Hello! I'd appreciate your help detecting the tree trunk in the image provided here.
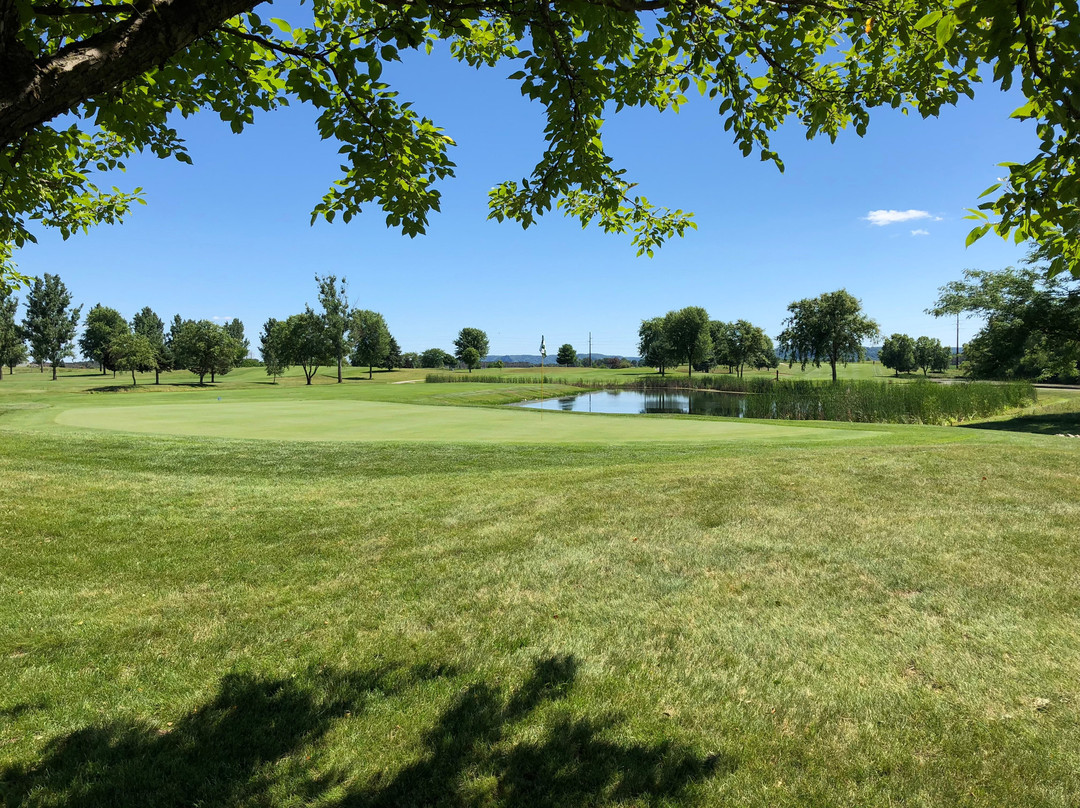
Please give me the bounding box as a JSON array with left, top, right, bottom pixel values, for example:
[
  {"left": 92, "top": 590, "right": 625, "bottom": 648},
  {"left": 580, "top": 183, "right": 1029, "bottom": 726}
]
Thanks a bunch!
[
  {"left": 338, "top": 355, "right": 342, "bottom": 383},
  {"left": 199, "top": 372, "right": 205, "bottom": 384},
  {"left": 369, "top": 364, "right": 373, "bottom": 380},
  {"left": 155, "top": 368, "right": 160, "bottom": 384},
  {"left": 131, "top": 368, "right": 136, "bottom": 385},
  {"left": 210, "top": 370, "right": 216, "bottom": 383},
  {"left": 51, "top": 362, "right": 57, "bottom": 380},
  {"left": 831, "top": 360, "right": 838, "bottom": 382}
]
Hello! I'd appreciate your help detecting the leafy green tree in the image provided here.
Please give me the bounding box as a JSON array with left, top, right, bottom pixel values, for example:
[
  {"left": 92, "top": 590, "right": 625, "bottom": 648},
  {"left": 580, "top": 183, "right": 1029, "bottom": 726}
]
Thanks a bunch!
[
  {"left": 708, "top": 321, "right": 735, "bottom": 373},
  {"left": 4, "top": 339, "right": 26, "bottom": 374},
  {"left": 348, "top": 309, "right": 390, "bottom": 379},
  {"left": 420, "top": 348, "right": 450, "bottom": 369},
  {"left": 132, "top": 306, "right": 168, "bottom": 383},
  {"left": 259, "top": 317, "right": 287, "bottom": 383},
  {"left": 453, "top": 328, "right": 489, "bottom": 366},
  {"left": 880, "top": 333, "right": 917, "bottom": 376},
  {"left": 22, "top": 274, "right": 81, "bottom": 380},
  {"left": 663, "top": 307, "right": 712, "bottom": 377},
  {"left": 110, "top": 332, "right": 156, "bottom": 385},
  {"left": 638, "top": 317, "right": 676, "bottom": 376},
  {"left": 913, "top": 336, "right": 949, "bottom": 376},
  {"left": 316, "top": 275, "right": 350, "bottom": 383},
  {"left": 777, "top": 290, "right": 880, "bottom": 382},
  {"left": 7, "top": 0, "right": 1080, "bottom": 289},
  {"left": 401, "top": 351, "right": 419, "bottom": 369},
  {"left": 172, "top": 319, "right": 238, "bottom": 384},
  {"left": 223, "top": 318, "right": 250, "bottom": 366},
  {"left": 280, "top": 308, "right": 333, "bottom": 385},
  {"left": 556, "top": 343, "right": 577, "bottom": 366},
  {"left": 929, "top": 262, "right": 1080, "bottom": 381},
  {"left": 383, "top": 335, "right": 402, "bottom": 371},
  {"left": 727, "top": 319, "right": 772, "bottom": 378},
  {"left": 461, "top": 346, "right": 481, "bottom": 373},
  {"left": 0, "top": 290, "right": 19, "bottom": 380},
  {"left": 79, "top": 304, "right": 127, "bottom": 374}
]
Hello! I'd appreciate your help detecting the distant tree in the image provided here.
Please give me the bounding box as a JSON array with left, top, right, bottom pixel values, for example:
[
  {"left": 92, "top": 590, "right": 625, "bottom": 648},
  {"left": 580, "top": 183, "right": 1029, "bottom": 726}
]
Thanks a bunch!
[
  {"left": 22, "top": 274, "right": 81, "bottom": 380},
  {"left": 728, "top": 319, "right": 772, "bottom": 378},
  {"left": 79, "top": 303, "right": 127, "bottom": 374},
  {"left": 664, "top": 306, "right": 712, "bottom": 377},
  {"left": 420, "top": 348, "right": 445, "bottom": 369},
  {"left": 489, "top": 359, "right": 505, "bottom": 369},
  {"left": 110, "top": 332, "right": 156, "bottom": 385},
  {"left": 442, "top": 351, "right": 459, "bottom": 370},
  {"left": 638, "top": 317, "right": 676, "bottom": 375},
  {"left": 349, "top": 309, "right": 390, "bottom": 379},
  {"left": 223, "top": 318, "right": 250, "bottom": 366},
  {"left": 172, "top": 320, "right": 239, "bottom": 384},
  {"left": 259, "top": 317, "right": 287, "bottom": 383},
  {"left": 401, "top": 351, "right": 419, "bottom": 369},
  {"left": 709, "top": 320, "right": 735, "bottom": 372},
  {"left": 880, "top": 333, "right": 917, "bottom": 376},
  {"left": 453, "top": 328, "right": 489, "bottom": 365},
  {"left": 461, "top": 346, "right": 481, "bottom": 372},
  {"left": 383, "top": 335, "right": 403, "bottom": 370},
  {"left": 4, "top": 340, "right": 27, "bottom": 374},
  {"left": 556, "top": 343, "right": 577, "bottom": 366},
  {"left": 777, "top": 290, "right": 880, "bottom": 382},
  {"left": 280, "top": 308, "right": 333, "bottom": 385},
  {"left": 0, "top": 290, "right": 19, "bottom": 380},
  {"left": 316, "top": 274, "right": 350, "bottom": 383},
  {"left": 132, "top": 307, "right": 168, "bottom": 383},
  {"left": 913, "top": 336, "right": 951, "bottom": 376}
]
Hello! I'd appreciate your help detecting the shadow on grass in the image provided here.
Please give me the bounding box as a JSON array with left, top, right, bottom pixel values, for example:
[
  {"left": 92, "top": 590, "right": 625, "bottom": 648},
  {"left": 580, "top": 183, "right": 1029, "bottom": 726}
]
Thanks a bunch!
[
  {"left": 1, "top": 656, "right": 727, "bottom": 807},
  {"left": 960, "top": 411, "right": 1080, "bottom": 435}
]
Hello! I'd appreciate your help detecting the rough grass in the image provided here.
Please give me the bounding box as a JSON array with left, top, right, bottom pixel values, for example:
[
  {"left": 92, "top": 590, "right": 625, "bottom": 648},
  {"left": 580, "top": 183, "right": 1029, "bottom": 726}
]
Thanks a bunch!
[{"left": 1, "top": 366, "right": 1079, "bottom": 806}]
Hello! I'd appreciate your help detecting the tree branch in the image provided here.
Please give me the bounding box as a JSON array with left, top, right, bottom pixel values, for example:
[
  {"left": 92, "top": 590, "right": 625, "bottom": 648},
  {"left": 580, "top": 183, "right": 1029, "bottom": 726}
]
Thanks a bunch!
[{"left": 0, "top": 0, "right": 258, "bottom": 149}]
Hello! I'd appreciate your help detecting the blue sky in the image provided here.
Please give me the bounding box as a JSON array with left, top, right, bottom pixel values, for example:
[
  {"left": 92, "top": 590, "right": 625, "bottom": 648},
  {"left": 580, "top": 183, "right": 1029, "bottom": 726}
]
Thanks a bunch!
[{"left": 16, "top": 41, "right": 1036, "bottom": 358}]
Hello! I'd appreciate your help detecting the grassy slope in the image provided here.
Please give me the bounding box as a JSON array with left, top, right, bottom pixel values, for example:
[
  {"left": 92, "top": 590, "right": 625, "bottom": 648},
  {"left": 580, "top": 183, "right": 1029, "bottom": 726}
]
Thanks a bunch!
[{"left": 1, "top": 366, "right": 1079, "bottom": 807}]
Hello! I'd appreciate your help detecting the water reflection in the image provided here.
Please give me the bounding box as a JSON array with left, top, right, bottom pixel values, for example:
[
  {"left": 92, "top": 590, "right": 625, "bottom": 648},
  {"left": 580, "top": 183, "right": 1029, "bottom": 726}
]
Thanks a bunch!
[{"left": 513, "top": 389, "right": 747, "bottom": 417}]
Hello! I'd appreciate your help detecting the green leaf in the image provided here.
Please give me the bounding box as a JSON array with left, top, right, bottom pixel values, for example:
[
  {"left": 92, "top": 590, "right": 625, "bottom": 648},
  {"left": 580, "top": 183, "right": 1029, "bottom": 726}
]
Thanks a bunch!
[
  {"left": 935, "top": 15, "right": 957, "bottom": 47},
  {"left": 914, "top": 10, "right": 942, "bottom": 31}
]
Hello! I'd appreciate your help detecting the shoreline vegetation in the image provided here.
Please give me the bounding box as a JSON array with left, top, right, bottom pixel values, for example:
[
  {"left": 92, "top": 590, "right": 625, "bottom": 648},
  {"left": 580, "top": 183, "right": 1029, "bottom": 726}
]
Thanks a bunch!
[{"left": 426, "top": 373, "right": 1037, "bottom": 426}]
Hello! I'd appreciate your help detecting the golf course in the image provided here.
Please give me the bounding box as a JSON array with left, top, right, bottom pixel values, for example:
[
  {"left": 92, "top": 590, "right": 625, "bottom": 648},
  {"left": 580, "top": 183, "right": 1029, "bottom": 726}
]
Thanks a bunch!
[{"left": 1, "top": 364, "right": 1079, "bottom": 806}]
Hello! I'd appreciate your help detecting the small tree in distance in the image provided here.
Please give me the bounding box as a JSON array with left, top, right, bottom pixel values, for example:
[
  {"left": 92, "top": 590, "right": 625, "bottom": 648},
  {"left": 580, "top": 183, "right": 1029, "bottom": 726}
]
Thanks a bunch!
[
  {"left": 111, "top": 332, "right": 156, "bottom": 385},
  {"left": 462, "top": 347, "right": 481, "bottom": 372},
  {"left": 349, "top": 309, "right": 390, "bottom": 379},
  {"left": 453, "top": 328, "right": 489, "bottom": 366},
  {"left": 880, "top": 333, "right": 917, "bottom": 376},
  {"left": 22, "top": 274, "right": 81, "bottom": 380},
  {"left": 556, "top": 343, "right": 577, "bottom": 366},
  {"left": 777, "top": 290, "right": 879, "bottom": 382},
  {"left": 259, "top": 317, "right": 287, "bottom": 383}
]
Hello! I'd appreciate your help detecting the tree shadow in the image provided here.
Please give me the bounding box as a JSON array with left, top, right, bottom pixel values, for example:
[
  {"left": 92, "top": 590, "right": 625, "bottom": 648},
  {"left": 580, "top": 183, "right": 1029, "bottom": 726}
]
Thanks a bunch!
[
  {"left": 1, "top": 656, "right": 728, "bottom": 808},
  {"left": 960, "top": 411, "right": 1080, "bottom": 435}
]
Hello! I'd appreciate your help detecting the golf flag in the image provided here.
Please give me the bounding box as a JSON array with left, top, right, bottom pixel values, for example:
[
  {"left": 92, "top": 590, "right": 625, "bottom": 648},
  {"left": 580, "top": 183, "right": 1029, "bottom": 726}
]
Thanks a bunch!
[{"left": 540, "top": 336, "right": 547, "bottom": 358}]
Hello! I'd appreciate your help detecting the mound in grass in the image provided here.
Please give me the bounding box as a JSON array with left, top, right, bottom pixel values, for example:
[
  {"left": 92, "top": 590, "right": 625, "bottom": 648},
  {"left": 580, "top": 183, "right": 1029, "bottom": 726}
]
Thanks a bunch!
[{"left": 53, "top": 399, "right": 880, "bottom": 443}]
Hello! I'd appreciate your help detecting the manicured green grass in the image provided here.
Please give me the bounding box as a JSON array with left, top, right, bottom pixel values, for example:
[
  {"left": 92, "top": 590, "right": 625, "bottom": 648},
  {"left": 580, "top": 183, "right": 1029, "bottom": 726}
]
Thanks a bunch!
[{"left": 1, "top": 364, "right": 1079, "bottom": 806}]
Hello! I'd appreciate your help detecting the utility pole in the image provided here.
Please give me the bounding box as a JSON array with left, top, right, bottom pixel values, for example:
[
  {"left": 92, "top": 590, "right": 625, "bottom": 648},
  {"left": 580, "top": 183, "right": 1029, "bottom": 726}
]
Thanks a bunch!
[
  {"left": 956, "top": 313, "right": 960, "bottom": 369},
  {"left": 588, "top": 332, "right": 592, "bottom": 368}
]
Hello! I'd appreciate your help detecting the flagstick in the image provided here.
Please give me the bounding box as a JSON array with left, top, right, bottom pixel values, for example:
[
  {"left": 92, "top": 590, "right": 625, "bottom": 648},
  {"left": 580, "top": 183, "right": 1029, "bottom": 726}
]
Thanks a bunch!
[{"left": 540, "top": 352, "right": 544, "bottom": 420}]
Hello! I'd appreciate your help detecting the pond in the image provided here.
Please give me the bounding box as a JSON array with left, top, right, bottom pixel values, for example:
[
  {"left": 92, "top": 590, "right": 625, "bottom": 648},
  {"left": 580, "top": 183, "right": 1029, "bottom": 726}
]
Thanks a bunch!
[{"left": 511, "top": 388, "right": 748, "bottom": 417}]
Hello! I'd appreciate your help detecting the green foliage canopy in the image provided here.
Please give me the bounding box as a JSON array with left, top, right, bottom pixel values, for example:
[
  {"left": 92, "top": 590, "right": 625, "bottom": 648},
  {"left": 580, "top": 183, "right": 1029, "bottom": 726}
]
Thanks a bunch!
[
  {"left": 79, "top": 304, "right": 128, "bottom": 374},
  {"left": 348, "top": 308, "right": 390, "bottom": 379},
  {"left": 556, "top": 343, "right": 577, "bottom": 366},
  {"left": 777, "top": 289, "right": 879, "bottom": 382},
  {"left": 453, "top": 328, "right": 489, "bottom": 364},
  {"left": 880, "top": 333, "right": 917, "bottom": 376},
  {"left": 110, "top": 331, "right": 157, "bottom": 385},
  {"left": 663, "top": 307, "right": 711, "bottom": 377},
  {"left": 21, "top": 273, "right": 81, "bottom": 380},
  {"left": 7, "top": 0, "right": 1080, "bottom": 290}
]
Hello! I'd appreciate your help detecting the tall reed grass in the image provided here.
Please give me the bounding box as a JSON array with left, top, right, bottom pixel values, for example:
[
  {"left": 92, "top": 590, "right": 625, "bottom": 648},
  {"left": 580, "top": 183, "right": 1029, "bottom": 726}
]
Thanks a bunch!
[{"left": 425, "top": 373, "right": 1036, "bottom": 424}]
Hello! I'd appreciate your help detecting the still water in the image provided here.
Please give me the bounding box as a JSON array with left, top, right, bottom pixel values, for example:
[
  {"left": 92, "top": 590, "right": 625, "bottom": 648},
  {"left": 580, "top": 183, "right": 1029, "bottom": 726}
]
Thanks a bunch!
[{"left": 511, "top": 389, "right": 747, "bottom": 417}]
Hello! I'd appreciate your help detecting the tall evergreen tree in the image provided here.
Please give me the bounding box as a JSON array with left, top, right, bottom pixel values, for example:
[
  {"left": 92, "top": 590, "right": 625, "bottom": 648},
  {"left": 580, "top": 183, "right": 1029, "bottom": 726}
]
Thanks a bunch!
[
  {"left": 383, "top": 335, "right": 402, "bottom": 371},
  {"left": 22, "top": 274, "right": 81, "bottom": 380}
]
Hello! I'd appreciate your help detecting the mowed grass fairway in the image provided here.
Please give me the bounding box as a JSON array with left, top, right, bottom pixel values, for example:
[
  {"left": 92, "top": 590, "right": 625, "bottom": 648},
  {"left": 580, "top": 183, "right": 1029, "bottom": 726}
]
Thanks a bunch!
[{"left": 2, "top": 367, "right": 1080, "bottom": 806}]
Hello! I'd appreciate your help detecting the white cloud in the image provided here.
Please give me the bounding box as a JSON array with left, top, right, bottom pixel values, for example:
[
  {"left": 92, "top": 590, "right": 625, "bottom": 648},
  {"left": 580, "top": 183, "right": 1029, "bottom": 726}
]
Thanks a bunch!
[
  {"left": 911, "top": 229, "right": 930, "bottom": 237},
  {"left": 864, "top": 209, "right": 931, "bottom": 226},
  {"left": 212, "top": 315, "right": 235, "bottom": 322}
]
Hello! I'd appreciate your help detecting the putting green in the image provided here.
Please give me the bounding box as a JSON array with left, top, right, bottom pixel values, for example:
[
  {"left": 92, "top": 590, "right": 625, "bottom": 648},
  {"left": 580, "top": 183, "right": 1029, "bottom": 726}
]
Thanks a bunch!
[{"left": 54, "top": 399, "right": 880, "bottom": 443}]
